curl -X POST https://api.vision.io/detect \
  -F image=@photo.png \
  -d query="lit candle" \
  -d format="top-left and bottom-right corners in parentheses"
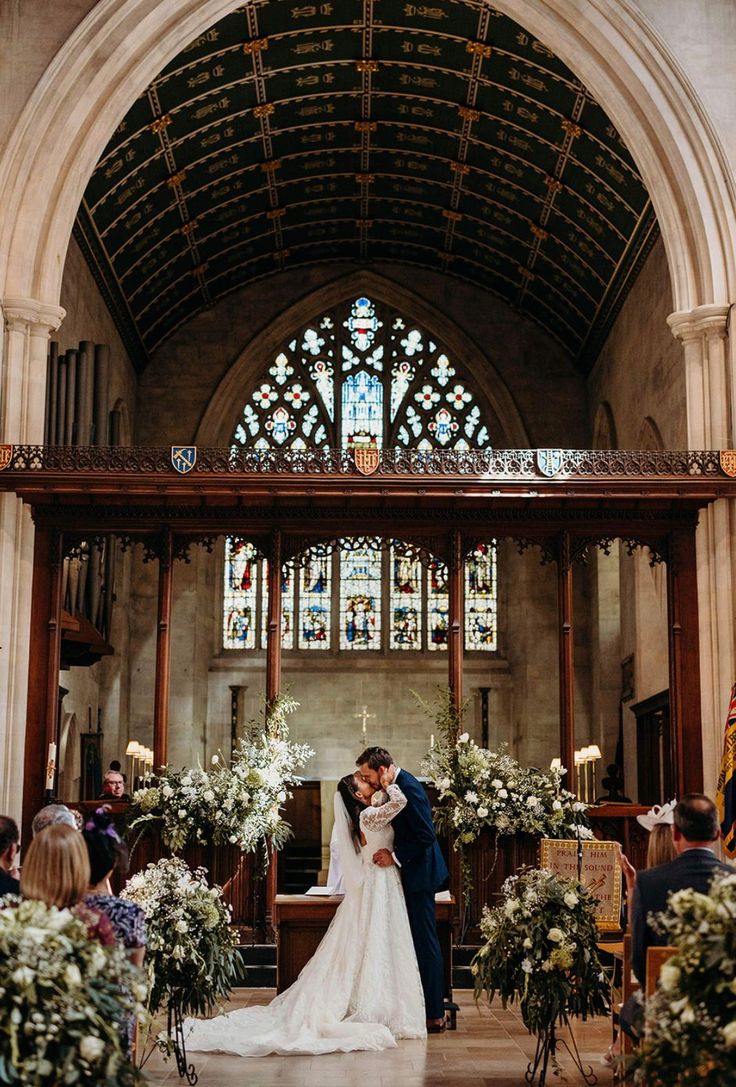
top-left (45, 742), bottom-right (57, 792)
top-left (430, 734), bottom-right (435, 749)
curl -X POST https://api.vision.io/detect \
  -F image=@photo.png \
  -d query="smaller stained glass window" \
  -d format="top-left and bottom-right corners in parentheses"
top-left (342, 371), bottom-right (383, 448)
top-left (223, 539), bottom-right (258, 649)
top-left (260, 561), bottom-right (295, 650)
top-left (299, 553), bottom-right (331, 649)
top-left (340, 542), bottom-right (381, 650)
top-left (389, 544), bottom-right (422, 650)
top-left (427, 558), bottom-right (448, 652)
top-left (465, 543), bottom-right (498, 651)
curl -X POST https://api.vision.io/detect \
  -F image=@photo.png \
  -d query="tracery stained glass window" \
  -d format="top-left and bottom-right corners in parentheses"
top-left (427, 559), bottom-right (449, 652)
top-left (389, 544), bottom-right (422, 651)
top-left (224, 539), bottom-right (258, 649)
top-left (299, 553), bottom-right (331, 650)
top-left (339, 542), bottom-right (382, 651)
top-left (226, 297), bottom-right (497, 653)
top-left (465, 544), bottom-right (498, 651)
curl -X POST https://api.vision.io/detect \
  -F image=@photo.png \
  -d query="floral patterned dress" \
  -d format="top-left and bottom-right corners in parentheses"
top-left (84, 893), bottom-right (146, 951)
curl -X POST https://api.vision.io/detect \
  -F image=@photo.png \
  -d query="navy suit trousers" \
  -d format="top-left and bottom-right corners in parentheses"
top-left (404, 888), bottom-right (445, 1020)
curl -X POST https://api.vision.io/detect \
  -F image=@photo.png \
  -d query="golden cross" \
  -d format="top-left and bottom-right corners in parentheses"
top-left (353, 704), bottom-right (376, 745)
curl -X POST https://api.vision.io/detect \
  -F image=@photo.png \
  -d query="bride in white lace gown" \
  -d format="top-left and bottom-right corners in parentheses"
top-left (183, 774), bottom-right (427, 1056)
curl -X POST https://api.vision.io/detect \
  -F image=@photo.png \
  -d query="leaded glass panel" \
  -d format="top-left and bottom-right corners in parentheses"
top-left (427, 559), bottom-right (449, 652)
top-left (223, 539), bottom-right (258, 649)
top-left (465, 543), bottom-right (498, 651)
top-left (389, 544), bottom-right (422, 651)
top-left (299, 553), bottom-right (331, 649)
top-left (339, 542), bottom-right (381, 650)
top-left (260, 561), bottom-right (295, 650)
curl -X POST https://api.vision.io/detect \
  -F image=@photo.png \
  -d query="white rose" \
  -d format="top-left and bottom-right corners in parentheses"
top-left (438, 777), bottom-right (451, 791)
top-left (477, 806), bottom-right (489, 818)
top-left (573, 801), bottom-right (586, 812)
top-left (491, 779), bottom-right (503, 789)
top-left (722, 1021), bottom-right (736, 1046)
top-left (162, 785), bottom-right (174, 799)
top-left (526, 796), bottom-right (540, 808)
top-left (457, 733), bottom-right (470, 744)
top-left (464, 791), bottom-right (478, 804)
top-left (79, 1036), bottom-right (106, 1062)
top-left (564, 892), bottom-right (579, 909)
top-left (203, 790), bottom-right (215, 802)
top-left (498, 788), bottom-right (508, 799)
top-left (522, 937), bottom-right (533, 949)
top-left (175, 919), bottom-right (188, 933)
top-left (64, 963), bottom-right (83, 987)
top-left (552, 800), bottom-right (562, 811)
top-left (547, 928), bottom-right (564, 944)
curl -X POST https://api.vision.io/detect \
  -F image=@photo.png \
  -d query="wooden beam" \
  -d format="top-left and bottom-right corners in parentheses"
top-left (558, 532), bottom-right (575, 780)
top-left (667, 523), bottom-right (703, 794)
top-left (152, 528), bottom-right (173, 769)
top-left (448, 529), bottom-right (464, 711)
top-left (266, 529), bottom-right (283, 705)
top-left (23, 526), bottom-right (63, 843)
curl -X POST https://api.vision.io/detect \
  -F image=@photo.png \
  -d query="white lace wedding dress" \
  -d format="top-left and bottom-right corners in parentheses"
top-left (183, 783), bottom-right (426, 1056)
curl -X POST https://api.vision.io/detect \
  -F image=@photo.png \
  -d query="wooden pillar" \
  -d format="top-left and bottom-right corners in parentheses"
top-left (558, 532), bottom-right (575, 780)
top-left (23, 525), bottom-right (63, 844)
top-left (448, 529), bottom-right (464, 711)
top-left (667, 523), bottom-right (703, 796)
top-left (266, 530), bottom-right (283, 705)
top-left (152, 529), bottom-right (173, 770)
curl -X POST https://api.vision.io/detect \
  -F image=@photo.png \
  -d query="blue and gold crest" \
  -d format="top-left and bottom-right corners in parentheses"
top-left (536, 449), bottom-right (564, 478)
top-left (171, 446), bottom-right (197, 474)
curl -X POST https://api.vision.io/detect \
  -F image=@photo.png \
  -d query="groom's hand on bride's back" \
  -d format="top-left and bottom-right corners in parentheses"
top-left (373, 848), bottom-right (395, 867)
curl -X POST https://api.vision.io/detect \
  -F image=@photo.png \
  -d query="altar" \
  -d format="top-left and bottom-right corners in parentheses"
top-left (273, 893), bottom-right (456, 999)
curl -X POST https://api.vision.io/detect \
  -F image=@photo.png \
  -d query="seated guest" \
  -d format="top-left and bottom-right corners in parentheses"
top-left (31, 802), bottom-right (77, 836)
top-left (98, 770), bottom-right (131, 802)
top-left (631, 792), bottom-right (731, 984)
top-left (83, 807), bottom-right (145, 967)
top-left (617, 799), bottom-right (678, 900)
top-left (0, 816), bottom-right (20, 896)
top-left (20, 824), bottom-right (116, 945)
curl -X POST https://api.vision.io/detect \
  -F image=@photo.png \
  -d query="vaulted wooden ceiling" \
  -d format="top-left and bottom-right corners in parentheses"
top-left (75, 0), bottom-right (657, 371)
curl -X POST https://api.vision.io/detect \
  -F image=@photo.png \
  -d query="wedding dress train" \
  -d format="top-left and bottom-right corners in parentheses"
top-left (183, 783), bottom-right (427, 1056)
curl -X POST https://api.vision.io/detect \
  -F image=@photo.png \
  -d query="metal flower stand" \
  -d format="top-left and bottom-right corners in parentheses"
top-left (525, 1022), bottom-right (597, 1086)
top-left (167, 1000), bottom-right (198, 1085)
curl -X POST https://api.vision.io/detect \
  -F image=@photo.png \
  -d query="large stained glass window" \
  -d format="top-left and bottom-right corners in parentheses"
top-left (339, 542), bottom-right (382, 650)
top-left (225, 297), bottom-right (498, 653)
top-left (465, 544), bottom-right (498, 651)
top-left (260, 561), bottom-right (295, 651)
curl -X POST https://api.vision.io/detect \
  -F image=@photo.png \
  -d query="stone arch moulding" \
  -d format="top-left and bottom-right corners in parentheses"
top-left (638, 416), bottom-right (665, 451)
top-left (1, 0), bottom-right (735, 325)
top-left (194, 269), bottom-right (530, 448)
top-left (592, 401), bottom-right (618, 450)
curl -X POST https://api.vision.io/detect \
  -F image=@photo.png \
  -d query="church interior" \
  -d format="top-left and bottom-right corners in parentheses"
top-left (2, 1), bottom-right (736, 1083)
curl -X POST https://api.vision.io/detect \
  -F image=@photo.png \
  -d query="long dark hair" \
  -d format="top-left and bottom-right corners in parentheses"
top-left (82, 806), bottom-right (129, 885)
top-left (337, 774), bottom-right (363, 851)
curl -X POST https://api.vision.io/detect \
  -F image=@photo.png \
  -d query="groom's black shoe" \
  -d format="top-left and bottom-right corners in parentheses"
top-left (426, 1017), bottom-right (447, 1034)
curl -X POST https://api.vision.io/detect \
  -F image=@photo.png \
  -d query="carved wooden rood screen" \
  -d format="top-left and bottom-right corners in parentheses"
top-left (0, 444), bottom-right (729, 933)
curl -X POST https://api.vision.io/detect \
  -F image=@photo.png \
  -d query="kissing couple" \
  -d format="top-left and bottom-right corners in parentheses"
top-left (185, 745), bottom-right (450, 1056)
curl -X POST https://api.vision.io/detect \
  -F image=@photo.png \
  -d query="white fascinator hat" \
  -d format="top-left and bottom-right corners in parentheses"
top-left (636, 799), bottom-right (677, 832)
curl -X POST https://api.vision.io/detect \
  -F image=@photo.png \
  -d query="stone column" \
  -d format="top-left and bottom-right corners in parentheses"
top-left (668, 305), bottom-right (733, 793)
top-left (0, 297), bottom-right (65, 819)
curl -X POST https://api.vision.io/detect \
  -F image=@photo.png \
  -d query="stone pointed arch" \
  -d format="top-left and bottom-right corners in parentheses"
top-left (1, 0), bottom-right (734, 321)
top-left (592, 402), bottom-right (618, 450)
top-left (194, 270), bottom-right (530, 448)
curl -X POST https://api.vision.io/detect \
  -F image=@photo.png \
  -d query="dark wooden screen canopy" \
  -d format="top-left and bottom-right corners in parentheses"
top-left (0, 444), bottom-right (725, 871)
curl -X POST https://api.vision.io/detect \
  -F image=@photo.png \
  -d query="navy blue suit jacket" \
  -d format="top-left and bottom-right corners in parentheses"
top-left (392, 769), bottom-right (448, 894)
top-left (631, 848), bottom-right (732, 983)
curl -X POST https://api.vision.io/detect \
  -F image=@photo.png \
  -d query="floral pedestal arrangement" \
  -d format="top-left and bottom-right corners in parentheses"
top-left (472, 868), bottom-right (609, 1086)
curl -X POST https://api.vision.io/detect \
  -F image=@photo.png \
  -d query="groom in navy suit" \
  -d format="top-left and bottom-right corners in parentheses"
top-left (356, 746), bottom-right (449, 1032)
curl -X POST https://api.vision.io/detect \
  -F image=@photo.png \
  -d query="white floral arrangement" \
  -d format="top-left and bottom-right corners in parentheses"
top-left (473, 867), bottom-right (609, 1038)
top-left (0, 897), bottom-right (146, 1085)
top-left (421, 717), bottom-right (590, 846)
top-left (130, 695), bottom-right (313, 853)
top-left (631, 870), bottom-right (736, 1086)
top-left (122, 857), bottom-right (239, 1019)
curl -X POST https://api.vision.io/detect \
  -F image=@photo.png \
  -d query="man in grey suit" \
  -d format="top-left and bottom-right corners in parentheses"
top-left (621, 793), bottom-right (731, 1041)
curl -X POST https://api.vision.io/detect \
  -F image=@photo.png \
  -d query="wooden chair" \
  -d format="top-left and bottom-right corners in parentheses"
top-left (645, 945), bottom-right (678, 999)
top-left (620, 932), bottom-right (639, 1058)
